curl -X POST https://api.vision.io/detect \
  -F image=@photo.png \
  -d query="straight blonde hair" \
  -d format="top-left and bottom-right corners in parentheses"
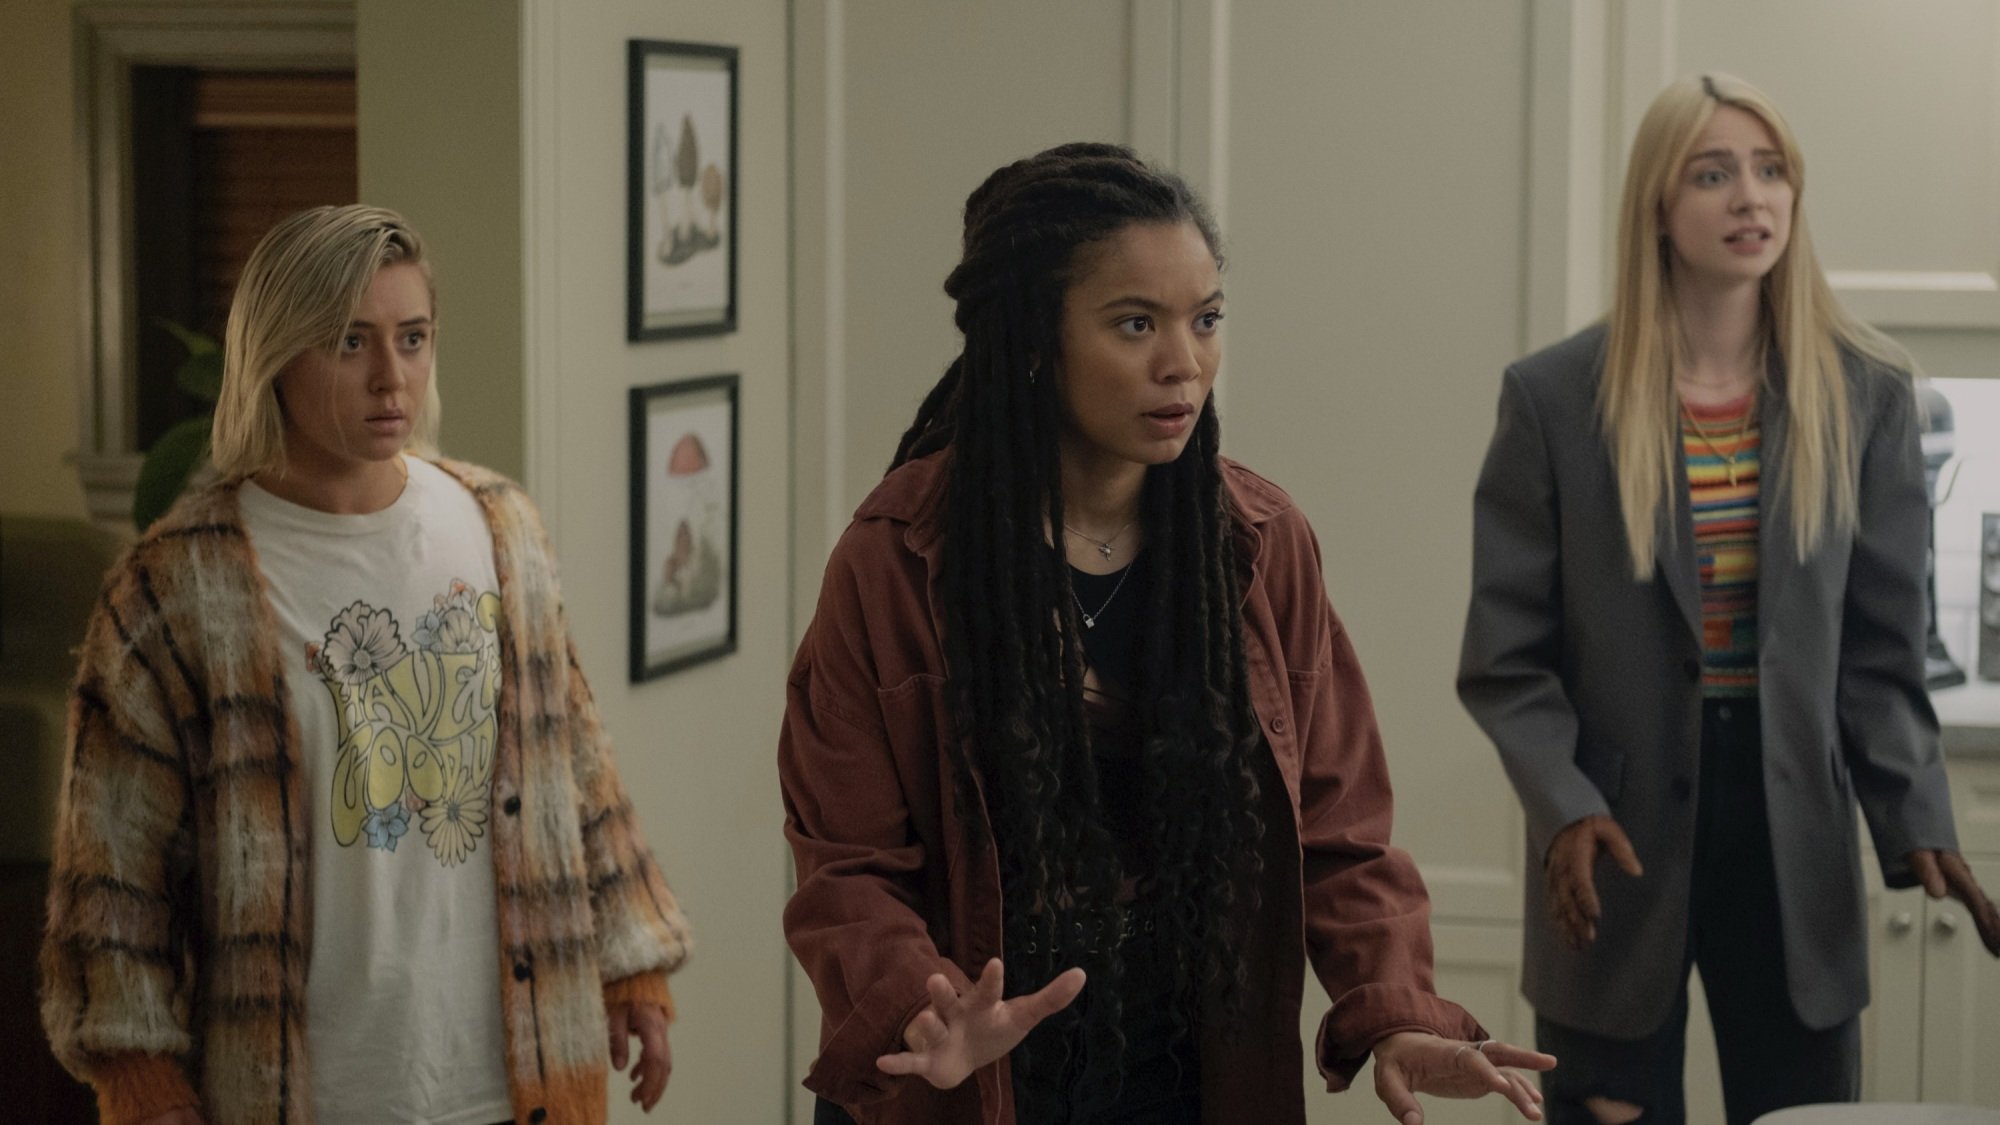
top-left (1602, 73), bottom-right (1909, 578)
top-left (211, 204), bottom-right (442, 480)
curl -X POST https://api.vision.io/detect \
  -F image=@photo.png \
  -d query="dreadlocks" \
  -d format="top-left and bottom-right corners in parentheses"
top-left (889, 142), bottom-right (1266, 1115)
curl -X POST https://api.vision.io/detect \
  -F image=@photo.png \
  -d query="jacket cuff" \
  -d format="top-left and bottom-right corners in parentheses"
top-left (804, 955), bottom-right (973, 1108)
top-left (1527, 783), bottom-right (1613, 869)
top-left (90, 1052), bottom-right (200, 1125)
top-left (1316, 986), bottom-right (1487, 1090)
top-left (604, 971), bottom-right (675, 1023)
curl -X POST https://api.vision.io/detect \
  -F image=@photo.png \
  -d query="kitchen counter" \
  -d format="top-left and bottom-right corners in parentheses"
top-left (1930, 678), bottom-right (2000, 756)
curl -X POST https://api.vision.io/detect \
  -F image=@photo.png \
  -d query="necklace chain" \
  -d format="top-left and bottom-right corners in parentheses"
top-left (1069, 562), bottom-right (1135, 630)
top-left (1062, 518), bottom-right (1135, 562)
top-left (1680, 396), bottom-right (1757, 487)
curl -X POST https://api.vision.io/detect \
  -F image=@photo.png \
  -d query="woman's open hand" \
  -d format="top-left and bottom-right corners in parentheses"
top-left (874, 957), bottom-right (1086, 1090)
top-left (1372, 1032), bottom-right (1556, 1125)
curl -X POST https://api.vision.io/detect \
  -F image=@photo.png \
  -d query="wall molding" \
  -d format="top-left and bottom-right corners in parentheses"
top-left (787, 0), bottom-right (845, 643)
top-left (1830, 272), bottom-right (2000, 331)
top-left (1125, 0), bottom-right (1177, 166)
top-left (1425, 860), bottom-right (1526, 926)
top-left (1525, 0), bottom-right (1611, 352)
top-left (1126, 0), bottom-right (1230, 406)
top-left (520, 0), bottom-right (563, 531)
top-left (785, 5), bottom-right (845, 1120)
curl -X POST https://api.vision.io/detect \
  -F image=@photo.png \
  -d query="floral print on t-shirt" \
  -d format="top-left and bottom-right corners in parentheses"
top-left (308, 579), bottom-right (502, 867)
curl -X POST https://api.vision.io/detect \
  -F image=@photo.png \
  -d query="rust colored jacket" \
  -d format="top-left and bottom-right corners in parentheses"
top-left (780, 453), bottom-right (1481, 1125)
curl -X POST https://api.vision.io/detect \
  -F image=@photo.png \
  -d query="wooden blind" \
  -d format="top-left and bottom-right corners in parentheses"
top-left (188, 70), bottom-right (357, 335)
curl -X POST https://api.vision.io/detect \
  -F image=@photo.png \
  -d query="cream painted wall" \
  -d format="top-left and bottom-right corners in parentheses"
top-left (0, 0), bottom-right (88, 520)
top-left (1906, 329), bottom-right (2000, 381)
top-left (1222, 0), bottom-right (1533, 921)
top-left (1200, 6), bottom-right (1541, 1122)
top-left (358, 0), bottom-right (524, 483)
top-left (831, 2), bottom-right (1133, 514)
top-left (790, 0), bottom-right (1136, 591)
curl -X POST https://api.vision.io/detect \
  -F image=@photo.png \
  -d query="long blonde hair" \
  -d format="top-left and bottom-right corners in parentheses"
top-left (1602, 73), bottom-right (1908, 578)
top-left (211, 204), bottom-right (442, 479)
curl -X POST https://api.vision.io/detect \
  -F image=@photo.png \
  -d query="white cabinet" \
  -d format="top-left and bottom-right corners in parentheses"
top-left (1917, 855), bottom-right (2000, 1103)
top-left (1862, 754), bottom-right (2000, 1107)
top-left (1862, 880), bottom-right (1925, 1102)
top-left (1865, 861), bottom-right (2000, 1105)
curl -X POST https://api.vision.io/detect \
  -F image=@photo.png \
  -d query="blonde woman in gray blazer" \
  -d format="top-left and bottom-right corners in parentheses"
top-left (1459, 74), bottom-right (2000, 1125)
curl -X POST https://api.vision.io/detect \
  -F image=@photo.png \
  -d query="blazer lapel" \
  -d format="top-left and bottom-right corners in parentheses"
top-left (1656, 435), bottom-right (1703, 648)
top-left (1755, 382), bottom-right (1792, 641)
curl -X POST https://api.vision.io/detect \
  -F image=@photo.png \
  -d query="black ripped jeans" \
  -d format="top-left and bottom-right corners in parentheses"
top-left (1535, 698), bottom-right (1860, 1125)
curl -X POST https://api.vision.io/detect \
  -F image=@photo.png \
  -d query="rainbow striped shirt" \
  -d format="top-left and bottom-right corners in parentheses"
top-left (1684, 394), bottom-right (1760, 698)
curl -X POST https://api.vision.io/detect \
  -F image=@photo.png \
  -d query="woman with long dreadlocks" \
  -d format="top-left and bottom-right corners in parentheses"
top-left (780, 143), bottom-right (1553, 1125)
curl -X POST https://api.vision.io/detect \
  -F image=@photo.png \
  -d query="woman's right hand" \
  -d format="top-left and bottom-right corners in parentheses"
top-left (138, 1109), bottom-right (204, 1125)
top-left (1546, 813), bottom-right (1643, 950)
top-left (875, 957), bottom-right (1086, 1089)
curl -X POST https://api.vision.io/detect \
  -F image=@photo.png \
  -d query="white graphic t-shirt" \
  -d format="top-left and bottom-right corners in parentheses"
top-left (241, 457), bottom-right (513, 1125)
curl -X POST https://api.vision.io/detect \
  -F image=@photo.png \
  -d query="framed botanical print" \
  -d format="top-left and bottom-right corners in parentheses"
top-left (627, 39), bottom-right (739, 340)
top-left (629, 374), bottom-right (739, 680)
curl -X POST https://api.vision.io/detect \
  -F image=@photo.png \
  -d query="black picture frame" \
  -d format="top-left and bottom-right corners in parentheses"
top-left (627, 39), bottom-right (739, 340)
top-left (629, 374), bottom-right (740, 680)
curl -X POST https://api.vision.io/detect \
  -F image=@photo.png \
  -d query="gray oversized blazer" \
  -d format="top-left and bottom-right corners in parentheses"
top-left (1457, 323), bottom-right (1960, 1038)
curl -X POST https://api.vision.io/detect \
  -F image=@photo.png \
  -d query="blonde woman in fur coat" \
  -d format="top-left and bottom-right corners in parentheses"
top-left (41, 205), bottom-right (692, 1125)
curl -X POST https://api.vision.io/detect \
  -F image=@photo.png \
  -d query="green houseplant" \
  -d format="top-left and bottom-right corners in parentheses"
top-left (133, 318), bottom-right (223, 530)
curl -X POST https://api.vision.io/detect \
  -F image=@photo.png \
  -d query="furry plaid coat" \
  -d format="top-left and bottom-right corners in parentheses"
top-left (41, 460), bottom-right (693, 1125)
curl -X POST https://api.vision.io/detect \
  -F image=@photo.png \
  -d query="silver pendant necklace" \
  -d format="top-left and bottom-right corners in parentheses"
top-left (1062, 518), bottom-right (1135, 562)
top-left (1070, 562), bottom-right (1135, 629)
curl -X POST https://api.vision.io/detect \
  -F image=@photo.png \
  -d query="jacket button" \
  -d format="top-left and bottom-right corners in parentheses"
top-left (1672, 777), bottom-right (1693, 801)
top-left (1270, 715), bottom-right (1288, 734)
top-left (504, 796), bottom-right (522, 815)
top-left (514, 961), bottom-right (533, 981)
top-left (529, 1110), bottom-right (547, 1123)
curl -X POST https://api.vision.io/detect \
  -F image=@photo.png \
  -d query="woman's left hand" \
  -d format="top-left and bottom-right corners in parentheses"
top-left (1910, 849), bottom-right (2000, 956)
top-left (608, 1000), bottom-right (673, 1112)
top-left (1370, 1031), bottom-right (1555, 1125)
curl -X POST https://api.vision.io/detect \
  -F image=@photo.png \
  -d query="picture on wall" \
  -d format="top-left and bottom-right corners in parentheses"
top-left (627, 39), bottom-right (739, 340)
top-left (629, 374), bottom-right (739, 680)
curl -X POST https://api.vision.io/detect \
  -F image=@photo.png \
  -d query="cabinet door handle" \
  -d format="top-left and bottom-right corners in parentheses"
top-left (1934, 912), bottom-right (1960, 937)
top-left (1888, 912), bottom-right (1915, 934)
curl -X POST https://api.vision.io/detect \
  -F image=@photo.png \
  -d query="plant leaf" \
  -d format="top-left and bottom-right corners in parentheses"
top-left (151, 316), bottom-right (219, 356)
top-left (132, 416), bottom-right (213, 531)
top-left (176, 350), bottom-right (224, 402)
